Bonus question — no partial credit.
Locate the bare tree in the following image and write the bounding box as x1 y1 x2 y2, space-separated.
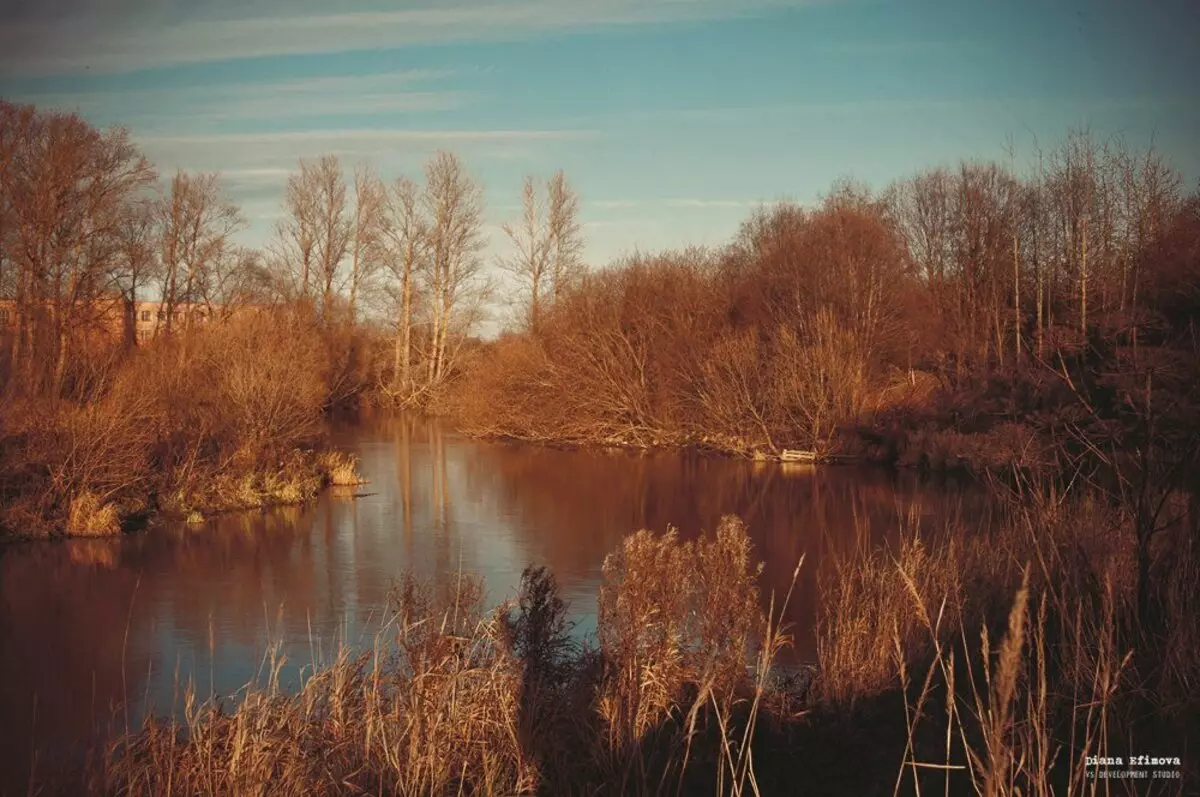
547 170 583 302
112 197 158 348
381 175 427 396
422 152 487 386
311 155 351 316
1117 141 1182 347
500 170 584 332
157 171 243 335
348 162 386 324
1 104 154 393
1046 130 1099 338
500 175 551 332
199 245 267 318
275 163 320 297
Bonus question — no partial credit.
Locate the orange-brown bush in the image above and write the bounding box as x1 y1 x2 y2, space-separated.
453 203 920 458
451 143 1200 485
0 305 354 538
596 517 767 754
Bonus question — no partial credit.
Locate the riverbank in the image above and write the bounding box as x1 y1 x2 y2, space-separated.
450 422 1035 475
42 502 1198 795
0 446 365 542
0 306 366 542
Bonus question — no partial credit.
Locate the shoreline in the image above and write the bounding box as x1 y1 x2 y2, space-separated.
0 446 365 544
456 424 1014 478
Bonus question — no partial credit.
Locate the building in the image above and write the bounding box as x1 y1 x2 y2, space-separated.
0 297 226 348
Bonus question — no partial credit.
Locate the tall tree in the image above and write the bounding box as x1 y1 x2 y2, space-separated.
501 175 551 332
501 170 584 332
276 162 320 297
199 245 265 318
157 171 243 335
113 197 158 348
0 103 154 394
311 155 351 316
348 163 385 324
382 176 427 396
422 152 486 385
546 170 583 302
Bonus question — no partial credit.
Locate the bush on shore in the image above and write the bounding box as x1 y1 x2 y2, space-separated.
0 306 365 540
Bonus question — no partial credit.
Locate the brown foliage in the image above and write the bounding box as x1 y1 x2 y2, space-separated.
456 204 913 456
0 307 348 538
597 517 765 750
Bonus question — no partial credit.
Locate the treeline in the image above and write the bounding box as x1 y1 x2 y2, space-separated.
455 132 1200 472
3 96 1199 533
0 103 567 405
0 104 377 533
0 99 584 536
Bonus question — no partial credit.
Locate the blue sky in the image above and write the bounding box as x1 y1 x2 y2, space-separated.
1 0 1197 266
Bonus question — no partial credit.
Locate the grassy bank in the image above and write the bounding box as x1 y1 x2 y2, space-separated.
44 493 1198 796
0 305 365 541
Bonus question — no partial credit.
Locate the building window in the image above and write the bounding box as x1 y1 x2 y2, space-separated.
137 329 152 344
140 310 151 322
0 308 9 324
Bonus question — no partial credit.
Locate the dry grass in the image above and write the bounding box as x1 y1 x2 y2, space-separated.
594 516 776 779
815 485 1197 795
889 565 1140 797
319 450 367 487
78 517 805 797
97 574 531 797
160 451 328 517
66 490 122 536
35 502 1195 795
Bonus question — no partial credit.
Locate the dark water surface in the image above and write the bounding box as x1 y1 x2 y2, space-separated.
0 416 995 793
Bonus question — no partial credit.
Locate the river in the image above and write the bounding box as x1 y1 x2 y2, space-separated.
0 415 994 793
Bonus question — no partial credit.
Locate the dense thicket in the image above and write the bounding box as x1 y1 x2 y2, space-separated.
0 102 497 407
454 135 1200 473
0 102 415 535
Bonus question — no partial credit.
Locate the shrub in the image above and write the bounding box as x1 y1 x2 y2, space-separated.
596 517 765 751
319 450 365 486
0 305 353 538
66 491 121 536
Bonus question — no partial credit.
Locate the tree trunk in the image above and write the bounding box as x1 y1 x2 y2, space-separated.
1013 231 1021 363
1080 218 1088 335
530 276 541 334
53 320 68 398
123 293 137 350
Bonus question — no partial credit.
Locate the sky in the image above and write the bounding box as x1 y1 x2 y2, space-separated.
1 0 1198 269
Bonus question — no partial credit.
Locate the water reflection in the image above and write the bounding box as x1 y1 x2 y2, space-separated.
0 415 991 793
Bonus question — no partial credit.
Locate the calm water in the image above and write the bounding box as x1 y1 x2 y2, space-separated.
0 415 993 793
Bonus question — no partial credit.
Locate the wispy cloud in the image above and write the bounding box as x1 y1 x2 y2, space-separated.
11 70 468 130
136 127 595 199
0 0 819 77
590 197 788 211
665 198 761 209
589 199 641 209
580 96 1199 129
138 128 592 148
